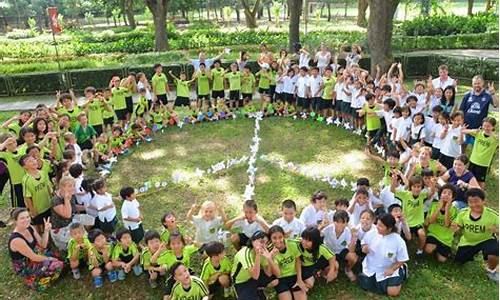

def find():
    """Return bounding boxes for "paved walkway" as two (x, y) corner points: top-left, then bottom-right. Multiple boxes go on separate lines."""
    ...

(406, 49), (499, 60)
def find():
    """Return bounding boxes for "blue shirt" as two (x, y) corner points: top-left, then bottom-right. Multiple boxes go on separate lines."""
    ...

(459, 89), (493, 129)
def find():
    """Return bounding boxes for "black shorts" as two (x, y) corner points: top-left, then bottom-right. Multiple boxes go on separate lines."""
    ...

(311, 97), (321, 111)
(283, 93), (295, 104)
(334, 100), (343, 112)
(410, 225), (424, 236)
(125, 96), (134, 114)
(297, 97), (309, 109)
(156, 94), (168, 105)
(367, 129), (378, 139)
(455, 239), (499, 263)
(274, 275), (301, 294)
(438, 154), (455, 170)
(336, 248), (349, 268)
(269, 85), (276, 98)
(198, 94), (210, 101)
(275, 92), (283, 102)
(358, 264), (407, 295)
(92, 124), (103, 136)
(212, 90), (225, 100)
(301, 256), (329, 280)
(351, 107), (360, 118)
(103, 117), (114, 126)
(96, 216), (117, 234)
(31, 209), (51, 226)
(234, 271), (276, 300)
(318, 99), (332, 110)
(258, 88), (269, 95)
(431, 147), (441, 160)
(174, 96), (190, 107)
(130, 224), (145, 244)
(229, 90), (241, 101)
(425, 236), (451, 257)
(242, 93), (253, 100)
(468, 162), (488, 182)
(78, 139), (93, 151)
(341, 101), (351, 114)
(238, 233), (249, 248)
(115, 109), (127, 121)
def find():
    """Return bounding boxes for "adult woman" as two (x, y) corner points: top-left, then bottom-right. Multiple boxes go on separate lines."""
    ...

(8, 208), (63, 291)
(277, 49), (291, 70)
(231, 230), (279, 300)
(237, 51), (250, 72)
(137, 72), (153, 110)
(50, 176), (77, 250)
(438, 154), (480, 209)
(358, 213), (409, 297)
(345, 44), (362, 68)
(406, 146), (447, 179)
(314, 43), (331, 75)
(440, 85), (457, 115)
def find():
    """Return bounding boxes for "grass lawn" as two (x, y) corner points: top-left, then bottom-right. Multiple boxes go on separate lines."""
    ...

(0, 116), (497, 299)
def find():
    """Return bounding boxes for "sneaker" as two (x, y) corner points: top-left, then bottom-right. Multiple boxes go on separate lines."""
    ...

(487, 269), (499, 282)
(132, 264), (143, 276)
(118, 269), (126, 281)
(72, 268), (81, 280)
(345, 269), (357, 282)
(107, 270), (118, 283)
(149, 278), (158, 289)
(334, 119), (341, 126)
(416, 249), (424, 255)
(93, 276), (104, 288)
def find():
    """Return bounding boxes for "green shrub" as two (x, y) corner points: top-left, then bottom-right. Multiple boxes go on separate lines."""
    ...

(392, 32), (499, 51)
(401, 13), (498, 36)
(5, 29), (36, 40)
(9, 72), (66, 95)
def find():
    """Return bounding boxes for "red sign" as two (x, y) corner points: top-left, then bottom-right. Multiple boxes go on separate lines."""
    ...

(47, 7), (62, 34)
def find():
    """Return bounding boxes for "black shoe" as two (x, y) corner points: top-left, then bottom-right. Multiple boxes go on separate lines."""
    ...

(0, 220), (6, 228)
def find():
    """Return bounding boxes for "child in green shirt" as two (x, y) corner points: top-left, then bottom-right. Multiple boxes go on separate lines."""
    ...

(67, 222), (92, 280)
(194, 62), (211, 108)
(241, 66), (255, 105)
(210, 60), (226, 105)
(169, 262), (209, 300)
(94, 133), (111, 168)
(224, 63), (242, 109)
(200, 241), (232, 298)
(152, 63), (169, 106)
(142, 230), (168, 288)
(256, 65), (272, 104)
(83, 86), (112, 136)
(74, 113), (97, 151)
(169, 70), (195, 108)
(111, 228), (142, 280)
(87, 228), (117, 288)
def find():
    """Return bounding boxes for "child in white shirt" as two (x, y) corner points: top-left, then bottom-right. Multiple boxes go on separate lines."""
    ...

(299, 191), (334, 228)
(272, 199), (305, 239)
(225, 200), (269, 250)
(90, 179), (116, 235)
(348, 187), (373, 227)
(187, 200), (227, 244)
(438, 111), (464, 169)
(120, 186), (144, 244)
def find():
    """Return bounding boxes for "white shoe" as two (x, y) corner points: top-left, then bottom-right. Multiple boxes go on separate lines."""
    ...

(334, 119), (341, 126)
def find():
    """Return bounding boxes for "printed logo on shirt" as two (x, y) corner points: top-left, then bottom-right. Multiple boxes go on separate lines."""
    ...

(387, 252), (394, 258)
(467, 102), (482, 115)
(341, 240), (347, 246)
(464, 223), (486, 233)
(209, 227), (216, 234)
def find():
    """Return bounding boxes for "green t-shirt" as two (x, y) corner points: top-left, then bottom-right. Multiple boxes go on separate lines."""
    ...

(141, 247), (168, 269)
(110, 136), (124, 149)
(111, 242), (139, 261)
(87, 99), (106, 126)
(295, 240), (334, 267)
(395, 190), (428, 227)
(151, 110), (164, 125)
(322, 77), (335, 100)
(67, 237), (92, 260)
(231, 246), (268, 284)
(272, 239), (301, 278)
(152, 73), (168, 96)
(102, 98), (115, 119)
(200, 256), (232, 285)
(469, 131), (499, 167)
(22, 170), (52, 214)
(170, 276), (208, 300)
(58, 106), (81, 131)
(157, 244), (199, 269)
(111, 87), (128, 111)
(88, 244), (113, 270)
(241, 73), (256, 94)
(415, 159), (439, 177)
(160, 227), (185, 243)
(0, 151), (25, 184)
(256, 71), (271, 89)
(426, 201), (458, 246)
(211, 68), (225, 91)
(225, 71), (241, 91)
(74, 124), (97, 145)
(196, 71), (210, 95)
(95, 142), (109, 155)
(363, 103), (381, 131)
(135, 96), (149, 116)
(7, 122), (22, 137)
(455, 207), (499, 247)
(175, 79), (190, 98)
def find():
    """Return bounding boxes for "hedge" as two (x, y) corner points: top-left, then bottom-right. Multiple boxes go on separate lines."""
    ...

(392, 32), (499, 51)
(0, 54), (497, 97)
(400, 13), (498, 36)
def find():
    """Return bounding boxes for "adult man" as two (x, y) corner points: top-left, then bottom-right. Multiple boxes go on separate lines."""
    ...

(190, 50), (225, 72)
(459, 75), (497, 149)
(432, 65), (456, 90)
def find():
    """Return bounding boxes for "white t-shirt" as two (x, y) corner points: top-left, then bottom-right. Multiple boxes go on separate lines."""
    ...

(275, 75), (284, 94)
(341, 83), (352, 103)
(192, 216), (222, 243)
(322, 223), (352, 254)
(283, 75), (297, 94)
(272, 217), (305, 239)
(423, 117), (437, 144)
(137, 81), (152, 100)
(335, 82), (345, 101)
(410, 123), (426, 141)
(411, 92), (427, 113)
(389, 117), (399, 138)
(428, 95), (441, 114)
(348, 200), (373, 227)
(93, 192), (116, 223)
(350, 189), (382, 209)
(382, 110), (394, 131)
(296, 75), (310, 98)
(440, 126), (462, 157)
(395, 117), (412, 142)
(361, 232), (409, 282)
(354, 223), (377, 242)
(308, 75), (323, 98)
(299, 53), (310, 68)
(232, 219), (263, 238)
(350, 88), (362, 108)
(432, 76), (455, 90)
(432, 123), (444, 149)
(315, 51), (331, 69)
(299, 205), (333, 228)
(121, 199), (141, 230)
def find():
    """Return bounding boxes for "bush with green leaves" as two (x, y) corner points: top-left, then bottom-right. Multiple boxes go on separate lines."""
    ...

(400, 12), (499, 36)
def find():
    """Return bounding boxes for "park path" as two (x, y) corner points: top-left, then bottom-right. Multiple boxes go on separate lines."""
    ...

(0, 49), (497, 112)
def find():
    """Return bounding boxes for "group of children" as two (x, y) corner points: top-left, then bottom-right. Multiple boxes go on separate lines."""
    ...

(1, 48), (498, 299)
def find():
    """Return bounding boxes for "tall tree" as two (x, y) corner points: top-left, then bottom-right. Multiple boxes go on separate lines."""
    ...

(485, 0), (494, 11)
(124, 0), (136, 29)
(367, 0), (399, 75)
(356, 0), (368, 27)
(288, 0), (302, 51)
(467, 0), (474, 15)
(420, 0), (430, 16)
(240, 0), (260, 28)
(145, 0), (168, 51)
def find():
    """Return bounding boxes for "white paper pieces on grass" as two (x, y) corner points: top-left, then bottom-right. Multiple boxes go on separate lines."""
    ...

(260, 155), (356, 191)
(244, 114), (262, 200)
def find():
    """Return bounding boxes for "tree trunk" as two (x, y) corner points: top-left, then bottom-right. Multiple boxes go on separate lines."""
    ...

(182, 9), (186, 19)
(357, 0), (369, 27)
(13, 0), (21, 27)
(468, 0), (474, 15)
(367, 0), (400, 75)
(220, 7), (224, 20)
(327, 3), (331, 21)
(236, 6), (241, 22)
(485, 0), (493, 11)
(344, 0), (349, 17)
(113, 16), (117, 27)
(288, 0), (302, 52)
(145, 0), (169, 51)
(421, 0), (431, 16)
(214, 5), (219, 20)
(125, 0), (136, 29)
(258, 6), (263, 19)
(267, 4), (271, 21)
(241, 0), (261, 28)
